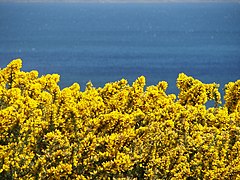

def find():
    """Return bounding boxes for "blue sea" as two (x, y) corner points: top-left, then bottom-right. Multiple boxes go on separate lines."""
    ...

(0, 3), (239, 95)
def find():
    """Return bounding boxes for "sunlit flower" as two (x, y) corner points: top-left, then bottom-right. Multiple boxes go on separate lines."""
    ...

(0, 59), (239, 179)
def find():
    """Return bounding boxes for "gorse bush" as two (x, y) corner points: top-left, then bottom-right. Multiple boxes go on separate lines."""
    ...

(0, 59), (240, 179)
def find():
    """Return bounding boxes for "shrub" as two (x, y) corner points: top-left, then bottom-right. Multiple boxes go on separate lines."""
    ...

(0, 59), (240, 179)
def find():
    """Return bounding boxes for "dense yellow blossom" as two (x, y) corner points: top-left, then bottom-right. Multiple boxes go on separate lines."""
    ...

(0, 59), (240, 179)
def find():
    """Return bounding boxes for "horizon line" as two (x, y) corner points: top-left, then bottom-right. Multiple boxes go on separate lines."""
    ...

(1, 0), (240, 3)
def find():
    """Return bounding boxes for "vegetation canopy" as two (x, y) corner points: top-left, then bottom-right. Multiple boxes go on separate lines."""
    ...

(0, 59), (240, 179)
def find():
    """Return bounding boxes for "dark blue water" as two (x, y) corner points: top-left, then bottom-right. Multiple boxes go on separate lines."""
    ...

(0, 3), (240, 94)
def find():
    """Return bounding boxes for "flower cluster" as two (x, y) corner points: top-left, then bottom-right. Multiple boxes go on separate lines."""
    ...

(0, 59), (240, 179)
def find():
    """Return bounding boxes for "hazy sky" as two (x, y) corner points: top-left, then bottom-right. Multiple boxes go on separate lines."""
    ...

(1, 0), (240, 2)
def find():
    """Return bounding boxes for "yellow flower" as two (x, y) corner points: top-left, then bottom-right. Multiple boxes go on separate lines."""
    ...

(0, 59), (239, 179)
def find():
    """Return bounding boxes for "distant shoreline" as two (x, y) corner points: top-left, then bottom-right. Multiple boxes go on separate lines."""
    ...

(0, 0), (240, 3)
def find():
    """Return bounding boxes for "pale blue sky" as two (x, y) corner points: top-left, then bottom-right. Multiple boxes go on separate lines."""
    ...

(1, 0), (240, 3)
